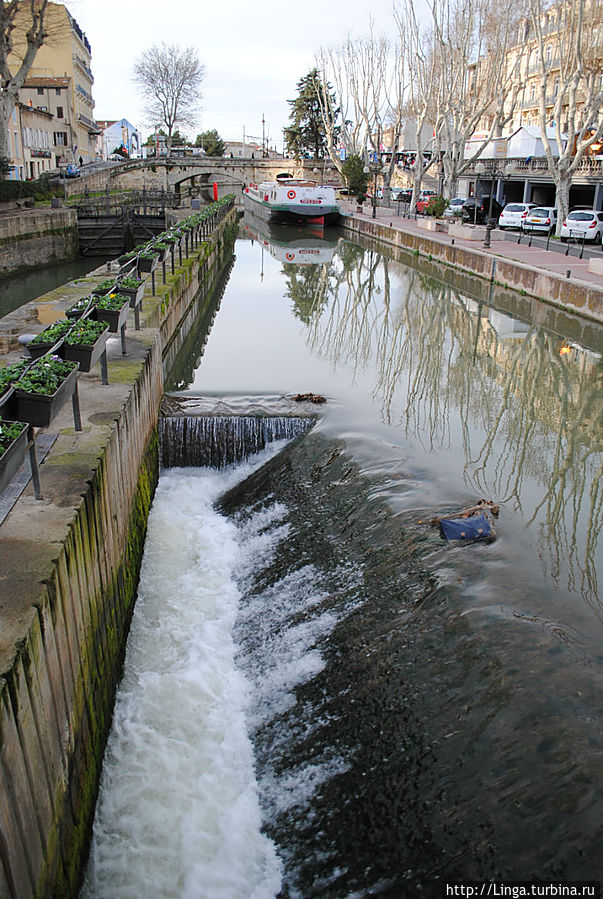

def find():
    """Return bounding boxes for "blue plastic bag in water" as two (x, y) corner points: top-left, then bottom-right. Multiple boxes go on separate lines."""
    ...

(439, 513), (493, 542)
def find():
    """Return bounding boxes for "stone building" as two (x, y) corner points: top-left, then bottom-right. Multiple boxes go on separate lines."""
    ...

(9, 2), (98, 166)
(18, 76), (75, 170)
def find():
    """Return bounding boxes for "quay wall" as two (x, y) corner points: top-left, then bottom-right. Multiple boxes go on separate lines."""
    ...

(341, 214), (603, 325)
(0, 206), (238, 897)
(0, 209), (78, 276)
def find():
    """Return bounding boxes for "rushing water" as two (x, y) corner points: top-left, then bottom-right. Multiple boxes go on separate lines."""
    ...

(82, 452), (285, 899)
(84, 218), (603, 896)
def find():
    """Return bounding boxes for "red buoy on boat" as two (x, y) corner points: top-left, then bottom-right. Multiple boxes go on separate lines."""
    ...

(213, 182), (218, 201)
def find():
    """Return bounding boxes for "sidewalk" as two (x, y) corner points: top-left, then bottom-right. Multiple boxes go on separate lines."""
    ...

(340, 200), (603, 291)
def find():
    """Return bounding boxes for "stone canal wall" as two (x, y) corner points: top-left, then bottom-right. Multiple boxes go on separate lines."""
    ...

(0, 209), (79, 276)
(341, 214), (603, 324)
(0, 205), (237, 897)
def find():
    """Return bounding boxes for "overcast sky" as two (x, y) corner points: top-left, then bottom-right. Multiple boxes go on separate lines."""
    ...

(64, 0), (402, 148)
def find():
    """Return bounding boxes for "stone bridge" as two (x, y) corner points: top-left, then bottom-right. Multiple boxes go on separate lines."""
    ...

(65, 158), (335, 201)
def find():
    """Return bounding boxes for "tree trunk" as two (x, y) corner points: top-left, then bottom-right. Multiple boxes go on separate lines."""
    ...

(0, 95), (14, 160)
(554, 172), (571, 237)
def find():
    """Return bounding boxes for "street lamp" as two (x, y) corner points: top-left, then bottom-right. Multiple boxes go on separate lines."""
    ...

(474, 160), (514, 248)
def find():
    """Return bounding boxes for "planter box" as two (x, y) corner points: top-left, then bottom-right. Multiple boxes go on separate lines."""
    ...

(93, 299), (129, 334)
(66, 303), (92, 321)
(119, 282), (145, 307)
(63, 327), (110, 373)
(27, 339), (65, 360)
(0, 390), (18, 422)
(0, 423), (28, 495)
(92, 283), (117, 297)
(15, 364), (79, 429)
(117, 255), (137, 272)
(137, 255), (158, 273)
(154, 245), (170, 262)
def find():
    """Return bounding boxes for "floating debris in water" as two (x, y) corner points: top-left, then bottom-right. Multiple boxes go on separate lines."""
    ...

(438, 512), (495, 542)
(426, 499), (499, 542)
(292, 393), (327, 404)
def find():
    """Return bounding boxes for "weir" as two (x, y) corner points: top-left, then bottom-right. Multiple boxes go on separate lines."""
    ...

(160, 414), (314, 468)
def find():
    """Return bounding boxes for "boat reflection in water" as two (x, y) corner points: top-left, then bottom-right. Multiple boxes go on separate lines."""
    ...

(242, 211), (340, 266)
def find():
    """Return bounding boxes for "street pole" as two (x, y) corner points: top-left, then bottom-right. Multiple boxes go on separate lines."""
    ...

(475, 161), (514, 248)
(373, 170), (377, 219)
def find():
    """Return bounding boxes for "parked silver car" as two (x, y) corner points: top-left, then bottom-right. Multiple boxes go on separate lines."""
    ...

(522, 207), (558, 235)
(443, 197), (466, 219)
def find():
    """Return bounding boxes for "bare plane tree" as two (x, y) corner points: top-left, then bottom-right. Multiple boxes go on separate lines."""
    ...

(317, 26), (407, 200)
(429, 0), (523, 199)
(394, 0), (440, 211)
(528, 0), (603, 231)
(133, 43), (204, 156)
(0, 0), (49, 161)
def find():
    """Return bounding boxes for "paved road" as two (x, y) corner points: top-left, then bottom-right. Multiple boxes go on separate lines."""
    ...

(342, 201), (603, 291)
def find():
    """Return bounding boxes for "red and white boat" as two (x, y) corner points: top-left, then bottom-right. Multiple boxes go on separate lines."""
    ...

(243, 175), (340, 227)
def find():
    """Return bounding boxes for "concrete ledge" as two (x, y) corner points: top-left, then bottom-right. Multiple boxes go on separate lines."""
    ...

(417, 218), (448, 233)
(341, 215), (603, 324)
(449, 222), (487, 241)
(587, 257), (603, 276)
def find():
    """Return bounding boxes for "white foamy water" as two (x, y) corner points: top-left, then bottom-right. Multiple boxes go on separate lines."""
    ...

(81, 453), (284, 899)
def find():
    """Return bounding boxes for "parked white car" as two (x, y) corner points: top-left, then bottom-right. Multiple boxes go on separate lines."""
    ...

(498, 202), (537, 230)
(522, 207), (558, 235)
(560, 209), (603, 243)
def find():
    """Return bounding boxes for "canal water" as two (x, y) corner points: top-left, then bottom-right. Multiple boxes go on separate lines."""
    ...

(82, 219), (603, 897)
(0, 255), (103, 319)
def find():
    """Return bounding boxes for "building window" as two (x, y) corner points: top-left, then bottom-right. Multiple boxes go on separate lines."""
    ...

(57, 106), (63, 118)
(37, 87), (44, 95)
(56, 88), (61, 95)
(54, 131), (68, 146)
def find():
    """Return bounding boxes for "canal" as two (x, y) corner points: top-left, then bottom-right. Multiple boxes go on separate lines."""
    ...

(0, 255), (106, 319)
(82, 217), (603, 897)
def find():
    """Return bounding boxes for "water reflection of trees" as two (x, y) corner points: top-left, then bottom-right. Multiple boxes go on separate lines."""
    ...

(281, 242), (602, 605)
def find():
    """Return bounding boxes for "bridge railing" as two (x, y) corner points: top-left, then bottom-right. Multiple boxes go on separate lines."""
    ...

(69, 186), (179, 215)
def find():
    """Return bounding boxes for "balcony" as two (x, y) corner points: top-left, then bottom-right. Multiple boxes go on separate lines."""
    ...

(464, 155), (603, 180)
(78, 112), (100, 133)
(73, 54), (94, 84)
(520, 94), (558, 109)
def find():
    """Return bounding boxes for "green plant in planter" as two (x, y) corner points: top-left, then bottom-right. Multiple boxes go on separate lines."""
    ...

(29, 319), (72, 345)
(67, 296), (95, 318)
(64, 319), (108, 346)
(0, 418), (27, 456)
(425, 195), (447, 217)
(0, 361), (30, 393)
(95, 292), (129, 311)
(17, 356), (78, 395)
(94, 278), (118, 292)
(154, 241), (169, 251)
(119, 276), (143, 290)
